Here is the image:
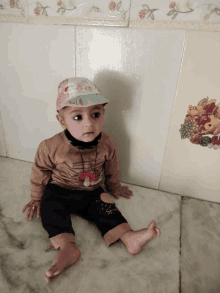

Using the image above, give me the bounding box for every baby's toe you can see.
[45,274,53,283]
[155,227,160,237]
[158,229,161,237]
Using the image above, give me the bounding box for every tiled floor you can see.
[1,156,220,293]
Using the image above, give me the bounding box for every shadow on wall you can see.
[93,70,139,182]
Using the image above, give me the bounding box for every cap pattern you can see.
[56,77,109,111]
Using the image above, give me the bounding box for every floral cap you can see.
[56,77,109,111]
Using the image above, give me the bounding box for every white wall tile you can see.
[160,31,220,203]
[76,27,185,190]
[0,22,75,162]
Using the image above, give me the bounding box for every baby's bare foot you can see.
[45,242,81,283]
[121,220,161,255]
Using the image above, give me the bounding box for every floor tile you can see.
[181,197,220,293]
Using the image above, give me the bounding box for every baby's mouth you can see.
[84,132,94,135]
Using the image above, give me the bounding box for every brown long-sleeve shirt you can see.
[30,130,121,201]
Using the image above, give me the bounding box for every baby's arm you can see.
[30,140,54,201]
[22,140,53,220]
[104,139,133,199]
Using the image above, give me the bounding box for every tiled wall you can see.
[1,0,220,203]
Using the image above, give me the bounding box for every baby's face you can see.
[57,104,105,142]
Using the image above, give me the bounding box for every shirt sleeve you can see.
[30,140,54,201]
[104,139,121,197]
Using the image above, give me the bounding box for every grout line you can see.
[0,111,8,157]
[75,26,76,77]
[158,30,187,191]
[127,0,131,28]
[179,196,183,293]
[178,32,188,292]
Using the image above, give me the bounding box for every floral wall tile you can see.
[0,0,27,15]
[0,0,28,22]
[160,31,220,203]
[1,0,220,31]
[27,0,130,26]
[129,0,220,31]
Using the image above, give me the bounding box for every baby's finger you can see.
[123,187,133,195]
[37,207,41,219]
[22,204,30,213]
[29,206,35,221]
[25,207,31,219]
[122,193,130,199]
[125,190,132,196]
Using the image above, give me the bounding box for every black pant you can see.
[40,183,128,239]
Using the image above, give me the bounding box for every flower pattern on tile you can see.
[10,0,15,8]
[109,1,116,11]
[2,0,25,15]
[57,0,76,16]
[203,4,220,20]
[34,2,49,16]
[138,2,194,20]
[109,1,127,19]
[180,97,220,149]
[90,1,128,20]
[138,5,158,20]
[167,2,193,20]
[90,6,102,13]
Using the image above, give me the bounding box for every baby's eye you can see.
[73,112,101,121]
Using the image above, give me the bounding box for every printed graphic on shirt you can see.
[53,154,106,190]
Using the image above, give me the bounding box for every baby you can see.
[22,77,161,283]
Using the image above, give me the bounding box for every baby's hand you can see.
[113,186,134,199]
[22,200,41,221]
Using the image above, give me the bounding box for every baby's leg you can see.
[40,184,81,283]
[86,190,161,255]
[85,191,133,246]
[45,233,81,283]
